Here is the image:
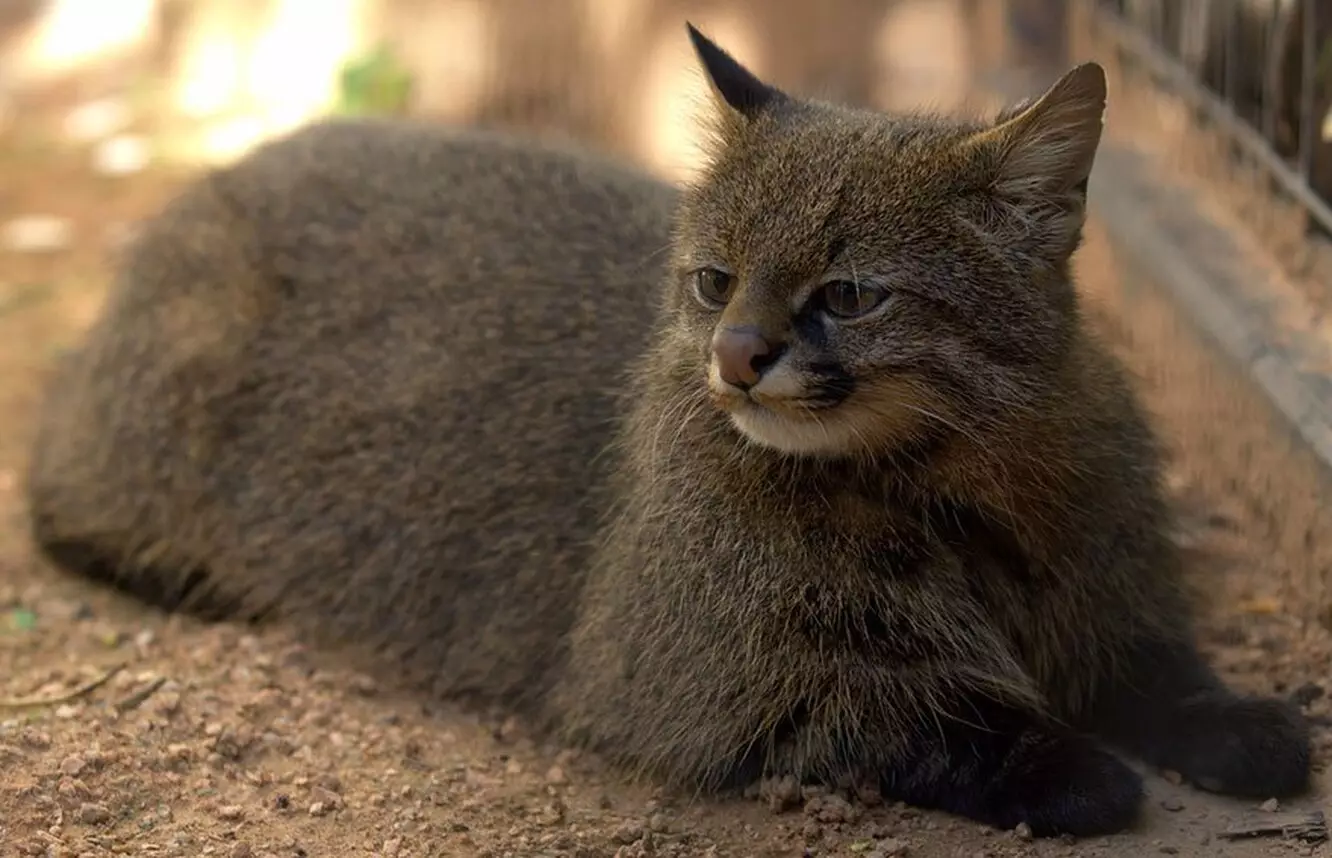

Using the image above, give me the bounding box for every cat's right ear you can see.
[686,22,787,124]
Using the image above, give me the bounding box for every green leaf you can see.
[335,43,415,117]
[8,607,38,631]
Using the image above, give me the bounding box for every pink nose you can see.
[712,325,775,388]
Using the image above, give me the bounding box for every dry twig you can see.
[0,662,126,710]
[114,676,167,712]
[1218,810,1329,843]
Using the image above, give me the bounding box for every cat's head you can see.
[662,23,1106,459]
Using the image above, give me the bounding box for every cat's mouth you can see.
[719,396,866,456]
[705,368,930,457]
[708,377,863,456]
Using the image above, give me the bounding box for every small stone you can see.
[545,764,567,785]
[229,844,253,858]
[872,838,910,857]
[647,812,670,833]
[217,805,245,821]
[311,786,342,809]
[78,803,111,824]
[153,690,182,715]
[1013,822,1033,841]
[57,777,91,801]
[308,801,329,817]
[381,838,402,856]
[1160,797,1185,812]
[53,704,80,719]
[805,793,859,824]
[1161,769,1183,786]
[18,728,51,749]
[1259,797,1280,812]
[612,822,643,844]
[854,780,884,808]
[59,755,86,776]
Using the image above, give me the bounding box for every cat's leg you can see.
[881,695,1144,837]
[1083,633,1310,798]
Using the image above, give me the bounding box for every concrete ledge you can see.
[1090,143,1332,480]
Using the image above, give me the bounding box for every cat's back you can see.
[222,117,675,296]
[27,117,677,711]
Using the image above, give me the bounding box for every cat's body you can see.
[28,122,676,713]
[27,26,1310,837]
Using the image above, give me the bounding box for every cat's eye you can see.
[820,280,890,319]
[692,267,736,308]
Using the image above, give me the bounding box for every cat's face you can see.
[665,26,1106,458]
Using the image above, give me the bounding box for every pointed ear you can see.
[969,62,1106,201]
[960,63,1106,266]
[685,22,786,122]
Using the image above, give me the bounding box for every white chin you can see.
[727,406,864,457]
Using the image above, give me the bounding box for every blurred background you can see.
[0,0,1331,623]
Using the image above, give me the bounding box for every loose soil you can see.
[2,120,1332,858]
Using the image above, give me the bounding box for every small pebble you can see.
[1259,797,1280,812]
[805,793,858,824]
[872,837,911,857]
[216,805,245,821]
[612,822,643,845]
[1013,821,1033,841]
[78,803,111,824]
[1160,797,1185,812]
[229,844,252,858]
[18,728,51,749]
[59,754,86,776]
[1161,769,1184,786]
[545,764,567,785]
[381,838,402,857]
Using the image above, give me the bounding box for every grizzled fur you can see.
[26,121,675,714]
[27,25,1310,838]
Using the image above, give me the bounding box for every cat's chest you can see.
[687,481,936,583]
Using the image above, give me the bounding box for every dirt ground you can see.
[4,111,1332,858]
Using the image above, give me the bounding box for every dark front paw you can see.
[987,730,1144,837]
[1167,693,1311,798]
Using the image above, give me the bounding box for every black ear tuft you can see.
[685,22,784,120]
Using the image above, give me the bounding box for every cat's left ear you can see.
[686,22,788,123]
[960,63,1106,264]
[967,62,1106,203]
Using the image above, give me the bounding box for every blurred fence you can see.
[1007,0,1332,234]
